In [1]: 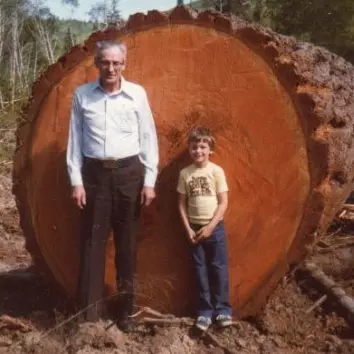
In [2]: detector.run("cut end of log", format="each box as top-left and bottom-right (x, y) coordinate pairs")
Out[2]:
(13, 6), (354, 318)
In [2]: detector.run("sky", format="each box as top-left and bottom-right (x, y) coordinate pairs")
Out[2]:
(46, 0), (183, 21)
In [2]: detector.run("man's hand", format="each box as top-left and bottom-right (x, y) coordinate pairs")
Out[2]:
(195, 224), (213, 242)
(141, 186), (156, 206)
(72, 185), (86, 209)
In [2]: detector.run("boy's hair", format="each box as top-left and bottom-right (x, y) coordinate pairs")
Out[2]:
(188, 126), (215, 150)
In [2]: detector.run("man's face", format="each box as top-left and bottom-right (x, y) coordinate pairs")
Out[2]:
(95, 47), (126, 86)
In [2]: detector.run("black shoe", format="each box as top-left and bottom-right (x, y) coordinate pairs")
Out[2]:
(117, 318), (136, 333)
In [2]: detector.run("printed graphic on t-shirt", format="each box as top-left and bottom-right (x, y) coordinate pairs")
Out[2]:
(188, 176), (213, 197)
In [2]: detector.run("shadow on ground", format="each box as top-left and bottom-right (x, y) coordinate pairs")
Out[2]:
(0, 266), (75, 329)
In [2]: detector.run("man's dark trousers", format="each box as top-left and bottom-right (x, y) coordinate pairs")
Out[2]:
(77, 155), (144, 322)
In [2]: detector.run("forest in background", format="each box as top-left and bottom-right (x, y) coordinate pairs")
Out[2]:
(0, 0), (353, 144)
(197, 0), (354, 63)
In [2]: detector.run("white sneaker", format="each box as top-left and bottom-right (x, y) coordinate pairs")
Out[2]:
(215, 314), (233, 328)
(195, 316), (212, 331)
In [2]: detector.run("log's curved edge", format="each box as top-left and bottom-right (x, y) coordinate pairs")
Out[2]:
(12, 4), (354, 315)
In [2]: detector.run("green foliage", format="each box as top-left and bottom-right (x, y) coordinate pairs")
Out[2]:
(63, 27), (75, 52)
(57, 19), (94, 43)
(88, 0), (122, 28)
(190, 0), (204, 10)
(0, 0), (95, 133)
(108, 0), (121, 23)
(265, 0), (354, 62)
(191, 0), (354, 63)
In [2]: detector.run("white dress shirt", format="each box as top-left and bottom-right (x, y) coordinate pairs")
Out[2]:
(66, 77), (158, 187)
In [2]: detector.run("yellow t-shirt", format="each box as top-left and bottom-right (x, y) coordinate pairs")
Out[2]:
(177, 162), (228, 225)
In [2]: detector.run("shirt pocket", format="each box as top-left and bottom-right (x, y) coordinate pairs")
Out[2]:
(115, 103), (138, 133)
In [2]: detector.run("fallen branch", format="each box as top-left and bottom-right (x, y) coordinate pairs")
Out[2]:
(282, 262), (302, 284)
(303, 262), (354, 326)
(38, 292), (124, 342)
(315, 227), (342, 248)
(337, 209), (347, 218)
(0, 314), (34, 333)
(336, 235), (354, 241)
(343, 203), (354, 212)
(139, 317), (192, 325)
(0, 98), (27, 105)
(317, 240), (354, 254)
(135, 307), (238, 354)
(38, 299), (238, 353)
(0, 160), (13, 166)
(129, 308), (146, 319)
(131, 306), (175, 319)
(306, 295), (327, 314)
(34, 289), (161, 343)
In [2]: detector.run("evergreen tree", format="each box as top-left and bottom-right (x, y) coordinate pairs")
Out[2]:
(88, 1), (107, 28)
(63, 27), (74, 52)
(107, 0), (121, 24)
(92, 21), (99, 31)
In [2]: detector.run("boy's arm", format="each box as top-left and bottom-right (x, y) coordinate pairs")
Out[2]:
(178, 193), (197, 244)
(195, 191), (228, 241)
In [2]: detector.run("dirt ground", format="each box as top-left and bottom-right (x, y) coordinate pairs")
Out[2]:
(0, 164), (353, 354)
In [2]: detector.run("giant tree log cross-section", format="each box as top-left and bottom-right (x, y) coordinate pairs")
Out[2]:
(13, 6), (354, 317)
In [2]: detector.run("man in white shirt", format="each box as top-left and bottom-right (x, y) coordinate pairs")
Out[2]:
(66, 40), (158, 331)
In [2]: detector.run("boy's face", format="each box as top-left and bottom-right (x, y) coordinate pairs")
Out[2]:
(188, 139), (212, 166)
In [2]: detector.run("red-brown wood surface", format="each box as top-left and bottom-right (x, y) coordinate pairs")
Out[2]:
(13, 6), (354, 317)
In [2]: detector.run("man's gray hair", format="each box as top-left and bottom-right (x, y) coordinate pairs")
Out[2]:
(95, 40), (127, 60)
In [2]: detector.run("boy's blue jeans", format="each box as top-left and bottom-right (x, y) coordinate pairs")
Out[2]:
(190, 221), (232, 318)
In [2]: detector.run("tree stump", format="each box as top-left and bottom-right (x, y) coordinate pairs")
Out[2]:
(13, 6), (354, 317)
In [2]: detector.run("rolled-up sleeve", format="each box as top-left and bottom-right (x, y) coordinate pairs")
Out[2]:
(66, 91), (84, 186)
(137, 88), (159, 187)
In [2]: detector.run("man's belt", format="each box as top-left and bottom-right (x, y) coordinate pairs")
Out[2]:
(83, 155), (139, 169)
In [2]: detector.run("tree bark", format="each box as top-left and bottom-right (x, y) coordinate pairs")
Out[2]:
(0, 5), (4, 60)
(0, 89), (4, 110)
(10, 5), (18, 109)
(33, 42), (38, 82)
(32, 17), (55, 65)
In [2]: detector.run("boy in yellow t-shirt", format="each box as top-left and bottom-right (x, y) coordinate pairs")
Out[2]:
(177, 126), (232, 332)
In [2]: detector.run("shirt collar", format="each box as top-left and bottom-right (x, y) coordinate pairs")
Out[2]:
(92, 76), (134, 99)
